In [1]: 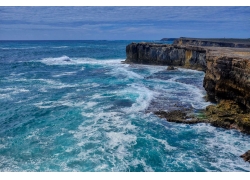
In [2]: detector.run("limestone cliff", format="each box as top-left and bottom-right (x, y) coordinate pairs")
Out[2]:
(125, 42), (207, 71)
(203, 47), (250, 106)
(203, 47), (250, 133)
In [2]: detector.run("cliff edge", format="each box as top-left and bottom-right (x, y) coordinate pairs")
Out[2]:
(173, 37), (250, 48)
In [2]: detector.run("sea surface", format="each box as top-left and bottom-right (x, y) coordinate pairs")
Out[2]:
(0, 40), (249, 172)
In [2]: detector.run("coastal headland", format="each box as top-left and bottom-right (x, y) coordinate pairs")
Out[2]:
(125, 37), (250, 162)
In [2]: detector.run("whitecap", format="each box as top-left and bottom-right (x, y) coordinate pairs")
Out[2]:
(40, 56), (125, 66)
(121, 84), (158, 113)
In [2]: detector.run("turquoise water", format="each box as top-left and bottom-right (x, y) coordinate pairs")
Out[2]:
(0, 40), (249, 172)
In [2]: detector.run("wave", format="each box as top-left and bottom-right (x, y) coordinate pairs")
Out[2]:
(0, 47), (42, 50)
(40, 56), (125, 66)
(121, 84), (158, 113)
(51, 46), (69, 49)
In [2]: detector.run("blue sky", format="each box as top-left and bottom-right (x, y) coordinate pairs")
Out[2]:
(0, 6), (249, 40)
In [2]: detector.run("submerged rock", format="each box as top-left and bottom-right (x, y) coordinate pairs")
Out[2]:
(240, 150), (250, 163)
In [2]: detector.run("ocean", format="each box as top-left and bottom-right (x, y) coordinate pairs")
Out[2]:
(0, 40), (249, 172)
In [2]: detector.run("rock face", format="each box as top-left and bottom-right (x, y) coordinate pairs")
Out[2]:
(203, 47), (250, 106)
(240, 150), (250, 162)
(203, 47), (250, 134)
(173, 37), (250, 48)
(125, 42), (207, 71)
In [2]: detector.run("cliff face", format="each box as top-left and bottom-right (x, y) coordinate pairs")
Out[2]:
(173, 37), (250, 48)
(125, 42), (207, 71)
(203, 47), (250, 133)
(203, 47), (250, 107)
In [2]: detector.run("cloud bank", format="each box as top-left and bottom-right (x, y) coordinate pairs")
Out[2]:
(0, 6), (249, 40)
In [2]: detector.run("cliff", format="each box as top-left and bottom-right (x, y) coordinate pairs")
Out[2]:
(125, 41), (250, 161)
(125, 42), (250, 134)
(203, 47), (250, 133)
(173, 37), (250, 48)
(125, 42), (207, 71)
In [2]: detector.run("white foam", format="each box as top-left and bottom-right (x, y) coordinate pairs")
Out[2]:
(40, 56), (124, 66)
(150, 136), (177, 151)
(0, 94), (11, 99)
(40, 55), (73, 65)
(130, 64), (167, 75)
(84, 102), (98, 109)
(110, 67), (143, 80)
(52, 46), (69, 48)
(73, 107), (138, 171)
(34, 99), (86, 109)
(52, 71), (77, 77)
(130, 158), (154, 172)
(122, 84), (158, 113)
(0, 87), (29, 93)
(106, 132), (137, 149)
(0, 87), (29, 100)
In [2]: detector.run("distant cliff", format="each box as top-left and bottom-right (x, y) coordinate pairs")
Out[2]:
(160, 38), (177, 41)
(173, 37), (250, 48)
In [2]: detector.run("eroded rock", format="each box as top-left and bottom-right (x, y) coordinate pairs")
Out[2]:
(240, 150), (250, 163)
(125, 42), (207, 71)
(166, 66), (177, 70)
(205, 100), (250, 134)
(154, 110), (207, 124)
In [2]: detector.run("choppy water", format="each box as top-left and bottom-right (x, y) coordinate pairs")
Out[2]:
(0, 40), (249, 172)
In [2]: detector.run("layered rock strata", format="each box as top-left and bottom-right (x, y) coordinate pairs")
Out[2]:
(125, 42), (207, 71)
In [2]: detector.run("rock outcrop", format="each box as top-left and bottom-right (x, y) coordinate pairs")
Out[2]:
(203, 47), (250, 106)
(173, 37), (250, 48)
(203, 47), (250, 134)
(155, 110), (207, 124)
(125, 42), (207, 71)
(240, 150), (250, 162)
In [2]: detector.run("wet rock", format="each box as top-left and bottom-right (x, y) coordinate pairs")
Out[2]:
(167, 66), (177, 70)
(205, 100), (250, 134)
(154, 110), (208, 124)
(240, 150), (250, 163)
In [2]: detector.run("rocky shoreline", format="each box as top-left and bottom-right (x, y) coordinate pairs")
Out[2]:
(125, 38), (250, 163)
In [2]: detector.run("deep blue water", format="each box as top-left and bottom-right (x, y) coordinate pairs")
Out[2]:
(0, 40), (249, 172)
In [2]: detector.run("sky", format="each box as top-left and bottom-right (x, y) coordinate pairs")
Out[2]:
(0, 6), (250, 40)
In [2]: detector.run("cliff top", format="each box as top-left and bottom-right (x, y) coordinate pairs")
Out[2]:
(178, 37), (250, 44)
(206, 47), (250, 59)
